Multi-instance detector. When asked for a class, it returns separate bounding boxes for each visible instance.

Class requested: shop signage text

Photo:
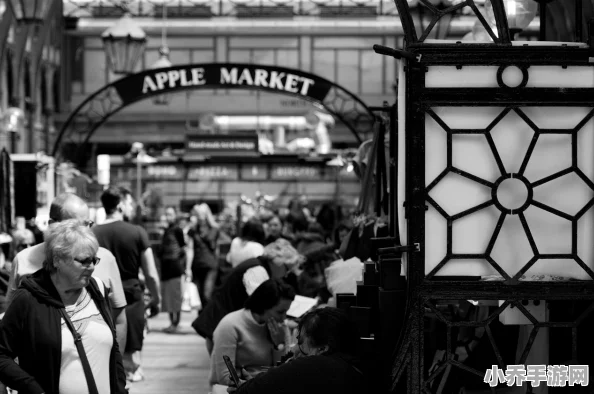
[116,63,333,104]
[187,165,238,180]
[186,135,259,154]
[271,165,322,180]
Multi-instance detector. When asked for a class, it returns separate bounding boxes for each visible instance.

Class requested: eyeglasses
[74,256,101,266]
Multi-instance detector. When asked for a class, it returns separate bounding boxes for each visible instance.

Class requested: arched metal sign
[53,63,376,165]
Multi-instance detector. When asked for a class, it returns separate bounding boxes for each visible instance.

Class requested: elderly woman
[210,278,295,387]
[192,238,304,355]
[230,307,365,394]
[0,219,127,394]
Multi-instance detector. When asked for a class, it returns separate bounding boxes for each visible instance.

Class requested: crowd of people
[0,187,367,394]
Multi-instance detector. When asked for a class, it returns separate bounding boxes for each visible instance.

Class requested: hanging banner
[114,63,333,104]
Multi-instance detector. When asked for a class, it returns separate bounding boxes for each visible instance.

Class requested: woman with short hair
[209,278,295,387]
[0,219,127,394]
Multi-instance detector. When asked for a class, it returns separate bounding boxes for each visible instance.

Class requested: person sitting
[229,307,365,394]
[210,278,295,387]
[226,219,266,268]
[192,238,304,355]
[0,219,127,394]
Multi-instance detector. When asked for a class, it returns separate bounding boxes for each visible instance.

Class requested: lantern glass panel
[486,0,538,31]
[103,37,146,75]
[8,0,53,23]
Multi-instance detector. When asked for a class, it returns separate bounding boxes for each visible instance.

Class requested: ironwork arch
[53,63,376,166]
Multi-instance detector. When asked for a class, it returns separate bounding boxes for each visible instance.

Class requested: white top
[226,238,264,268]
[59,280,113,394]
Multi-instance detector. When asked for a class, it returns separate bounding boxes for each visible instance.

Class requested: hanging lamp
[151,4,173,105]
[102,12,147,75]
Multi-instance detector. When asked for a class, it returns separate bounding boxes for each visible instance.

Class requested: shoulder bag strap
[59,308,100,394]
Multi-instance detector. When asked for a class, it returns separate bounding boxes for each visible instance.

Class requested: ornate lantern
[5,0,54,24]
[101,13,147,75]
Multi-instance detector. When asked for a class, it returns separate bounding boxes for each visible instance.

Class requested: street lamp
[2,107,25,153]
[129,142,157,212]
[5,0,55,24]
[102,13,147,75]
[151,48,172,105]
[151,5,172,105]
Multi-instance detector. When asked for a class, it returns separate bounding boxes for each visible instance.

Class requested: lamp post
[129,142,157,214]
[102,13,147,75]
[5,0,54,24]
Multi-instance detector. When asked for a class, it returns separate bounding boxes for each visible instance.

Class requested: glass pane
[336,50,359,93]
[312,49,335,82]
[83,49,107,93]
[360,49,383,95]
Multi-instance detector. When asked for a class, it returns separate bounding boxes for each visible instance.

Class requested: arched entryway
[53,63,376,166]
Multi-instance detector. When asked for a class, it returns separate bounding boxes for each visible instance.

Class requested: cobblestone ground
[128,311,211,394]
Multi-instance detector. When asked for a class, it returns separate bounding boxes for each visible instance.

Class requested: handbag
[60,308,99,394]
[182,277,202,312]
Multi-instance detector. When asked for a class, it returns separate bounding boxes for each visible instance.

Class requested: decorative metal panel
[383,2,594,390]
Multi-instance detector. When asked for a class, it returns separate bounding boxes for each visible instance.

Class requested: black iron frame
[381,1,594,393]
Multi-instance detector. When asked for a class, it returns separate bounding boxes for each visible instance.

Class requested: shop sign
[186,134,259,154]
[270,165,322,180]
[115,63,333,104]
[144,165,182,180]
[240,164,268,180]
[187,165,238,180]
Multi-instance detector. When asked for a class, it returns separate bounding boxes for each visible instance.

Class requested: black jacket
[0,269,127,394]
[192,256,271,339]
[235,352,365,394]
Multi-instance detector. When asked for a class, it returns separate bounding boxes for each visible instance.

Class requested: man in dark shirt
[93,186,161,383]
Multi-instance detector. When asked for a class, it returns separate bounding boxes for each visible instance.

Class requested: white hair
[44,219,99,273]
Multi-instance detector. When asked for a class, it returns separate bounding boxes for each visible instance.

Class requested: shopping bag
[182,279,201,312]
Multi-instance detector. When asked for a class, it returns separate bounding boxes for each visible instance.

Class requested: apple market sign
[116,64,331,103]
[54,63,375,164]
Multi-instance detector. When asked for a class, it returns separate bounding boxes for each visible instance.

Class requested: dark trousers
[193,267,217,310]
